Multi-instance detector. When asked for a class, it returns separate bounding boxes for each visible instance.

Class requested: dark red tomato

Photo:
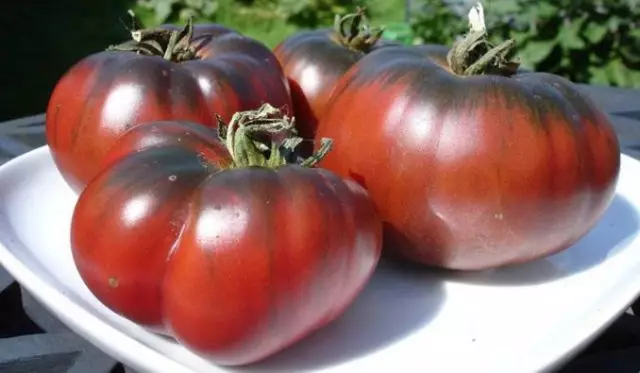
[273,8,391,140]
[314,27,621,270]
[46,19,291,192]
[70,106,382,365]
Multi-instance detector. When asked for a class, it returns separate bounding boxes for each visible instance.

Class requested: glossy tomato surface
[46,24,291,192]
[71,121,382,365]
[273,12,393,139]
[315,44,620,270]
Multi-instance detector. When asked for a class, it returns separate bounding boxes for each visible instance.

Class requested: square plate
[0,146,639,373]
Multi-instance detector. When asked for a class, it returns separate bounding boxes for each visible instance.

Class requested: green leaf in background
[590,58,640,87]
[508,29,532,43]
[589,64,610,86]
[534,1,559,19]
[608,59,640,87]
[153,0,178,24]
[583,22,608,44]
[179,7,198,22]
[383,22,413,45]
[201,1,219,17]
[409,0,466,46]
[620,44,640,65]
[485,0,520,14]
[607,16,621,32]
[184,0,202,8]
[519,40,557,66]
[557,16,586,50]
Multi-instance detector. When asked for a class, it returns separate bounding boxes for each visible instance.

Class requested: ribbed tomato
[314,11,620,270]
[273,8,390,139]
[70,105,382,365]
[46,18,291,192]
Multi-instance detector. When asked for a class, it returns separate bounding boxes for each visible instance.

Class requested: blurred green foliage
[2,0,639,121]
[131,0,401,47]
[133,0,640,88]
[410,0,640,88]
[136,0,220,25]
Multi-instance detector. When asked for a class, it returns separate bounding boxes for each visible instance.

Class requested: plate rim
[0,145,639,373]
[0,146,195,373]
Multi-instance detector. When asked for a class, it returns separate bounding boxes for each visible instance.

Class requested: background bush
[131,0,640,90]
[1,0,639,121]
[132,0,403,47]
[410,0,640,87]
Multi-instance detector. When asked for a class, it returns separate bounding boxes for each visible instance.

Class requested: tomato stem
[299,138,333,167]
[446,2,520,76]
[217,104,332,169]
[331,7,384,53]
[106,10,198,62]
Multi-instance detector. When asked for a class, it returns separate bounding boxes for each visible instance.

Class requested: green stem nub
[446,2,520,76]
[216,104,332,169]
[331,7,384,53]
[106,10,198,62]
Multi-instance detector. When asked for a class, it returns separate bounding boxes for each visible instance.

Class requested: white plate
[0,146,640,373]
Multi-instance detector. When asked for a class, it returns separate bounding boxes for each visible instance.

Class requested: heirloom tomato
[46,17,291,192]
[314,6,620,270]
[273,8,390,140]
[71,104,382,366]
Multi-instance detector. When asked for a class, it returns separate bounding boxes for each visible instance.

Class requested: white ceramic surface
[0,146,639,373]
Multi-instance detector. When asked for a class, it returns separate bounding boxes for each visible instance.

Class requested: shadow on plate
[440,195,640,286]
[243,260,445,371]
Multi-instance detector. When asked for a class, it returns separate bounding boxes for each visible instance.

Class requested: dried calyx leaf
[331,7,385,53]
[107,10,199,62]
[446,2,520,76]
[216,103,332,169]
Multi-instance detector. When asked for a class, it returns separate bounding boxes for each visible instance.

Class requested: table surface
[1,84,640,373]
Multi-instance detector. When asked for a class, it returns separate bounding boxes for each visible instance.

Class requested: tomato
[314,12,620,270]
[273,8,390,140]
[46,18,291,192]
[70,105,382,366]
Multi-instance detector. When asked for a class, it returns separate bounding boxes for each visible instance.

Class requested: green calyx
[446,3,520,76]
[217,103,332,169]
[106,10,198,62]
[331,7,385,53]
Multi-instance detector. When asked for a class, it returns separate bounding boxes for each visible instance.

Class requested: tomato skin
[164,166,380,364]
[273,30,361,139]
[46,25,291,192]
[315,45,620,270]
[273,26,394,139]
[72,122,230,326]
[71,121,382,365]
